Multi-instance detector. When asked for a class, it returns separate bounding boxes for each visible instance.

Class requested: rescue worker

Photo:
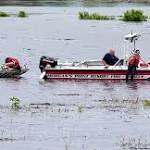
[5,57,21,71]
[126,49,140,81]
[103,49,119,66]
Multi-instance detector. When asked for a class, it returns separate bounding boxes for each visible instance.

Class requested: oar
[40,71,46,79]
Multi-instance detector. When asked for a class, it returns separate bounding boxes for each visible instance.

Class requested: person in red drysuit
[126,49,140,81]
[5,57,21,71]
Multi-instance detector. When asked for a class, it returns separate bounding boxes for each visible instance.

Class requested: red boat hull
[44,69,150,80]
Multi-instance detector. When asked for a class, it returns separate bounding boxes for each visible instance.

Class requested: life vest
[128,54,140,67]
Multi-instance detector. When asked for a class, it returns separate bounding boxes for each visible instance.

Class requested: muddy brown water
[0,4,150,150]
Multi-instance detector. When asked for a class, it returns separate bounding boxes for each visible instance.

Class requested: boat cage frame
[123,32,141,66]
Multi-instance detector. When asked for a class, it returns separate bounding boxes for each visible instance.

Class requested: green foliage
[144,100,150,107]
[121,9,148,22]
[0,11,28,18]
[0,11,10,17]
[79,11,114,20]
[77,106,83,113]
[10,96,20,110]
[17,11,27,17]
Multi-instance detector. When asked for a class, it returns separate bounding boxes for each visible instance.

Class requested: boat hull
[0,65,28,78]
[43,69,150,80]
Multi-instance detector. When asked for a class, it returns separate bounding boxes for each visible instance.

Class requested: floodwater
[0,2,150,150]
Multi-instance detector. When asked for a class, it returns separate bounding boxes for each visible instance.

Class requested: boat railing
[114,59,125,66]
[58,61,80,67]
[76,60,105,67]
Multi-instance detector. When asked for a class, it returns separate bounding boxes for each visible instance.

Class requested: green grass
[121,9,148,22]
[17,11,27,17]
[79,11,114,20]
[0,11,10,17]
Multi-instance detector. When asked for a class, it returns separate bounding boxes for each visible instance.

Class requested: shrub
[79,11,114,20]
[121,9,148,22]
[17,11,27,17]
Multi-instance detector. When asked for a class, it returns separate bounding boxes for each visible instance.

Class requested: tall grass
[79,11,114,20]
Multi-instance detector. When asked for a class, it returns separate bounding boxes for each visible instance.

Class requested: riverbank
[1,0,150,6]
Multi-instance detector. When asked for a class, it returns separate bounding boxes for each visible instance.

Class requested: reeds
[79,11,114,20]
[79,9,149,22]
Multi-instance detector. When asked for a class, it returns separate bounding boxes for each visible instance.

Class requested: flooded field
[1,97,150,150]
[0,2,150,150]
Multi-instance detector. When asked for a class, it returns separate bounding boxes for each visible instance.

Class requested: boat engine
[39,56,58,72]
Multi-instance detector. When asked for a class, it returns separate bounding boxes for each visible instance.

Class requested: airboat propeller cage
[124,33,141,42]
[123,33,141,65]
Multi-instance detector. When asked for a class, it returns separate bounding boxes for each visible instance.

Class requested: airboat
[0,65,28,78]
[39,33,150,80]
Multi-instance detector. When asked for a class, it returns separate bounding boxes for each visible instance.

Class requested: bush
[10,96,20,110]
[121,9,148,22]
[0,11,10,17]
[79,11,114,20]
[17,11,27,17]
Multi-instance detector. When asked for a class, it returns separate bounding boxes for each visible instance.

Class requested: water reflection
[126,80,149,90]
[126,80,139,90]
[38,79,150,101]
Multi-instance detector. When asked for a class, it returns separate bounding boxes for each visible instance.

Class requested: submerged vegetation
[79,9,149,22]
[121,9,148,22]
[144,100,150,107]
[10,96,20,110]
[77,106,83,113]
[120,137,150,149]
[17,11,27,17]
[0,11,10,17]
[79,11,114,20]
[0,11,27,18]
